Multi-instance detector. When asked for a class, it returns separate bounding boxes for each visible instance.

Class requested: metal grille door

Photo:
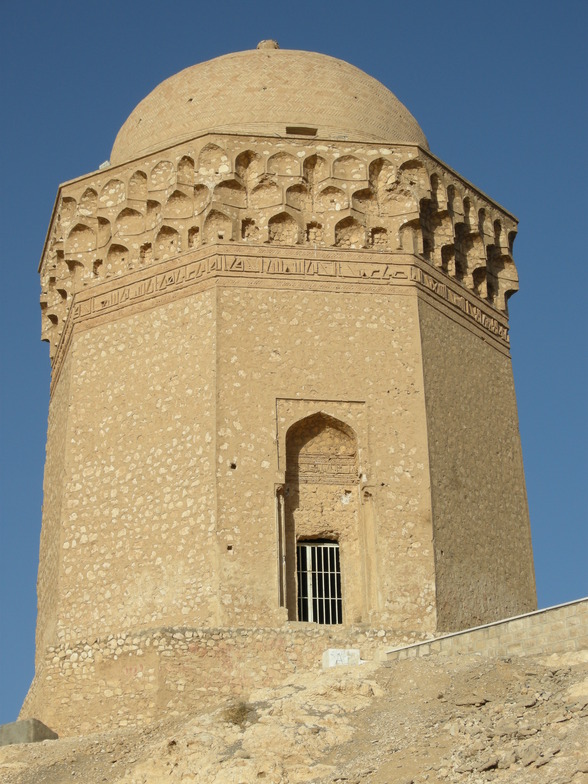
[297,542,342,624]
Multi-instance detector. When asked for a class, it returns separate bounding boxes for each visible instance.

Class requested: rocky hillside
[1,650,586,783]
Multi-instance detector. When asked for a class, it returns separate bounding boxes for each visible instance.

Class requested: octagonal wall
[213,281,436,630]
[418,297,536,630]
[40,288,220,645]
[34,350,73,664]
[37,257,538,648]
[37,271,438,645]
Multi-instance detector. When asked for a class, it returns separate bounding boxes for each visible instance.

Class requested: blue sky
[1,0,586,724]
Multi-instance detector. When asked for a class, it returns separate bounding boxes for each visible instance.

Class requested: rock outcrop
[2,649,587,783]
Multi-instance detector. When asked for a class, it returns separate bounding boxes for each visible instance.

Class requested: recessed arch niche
[281,412,368,624]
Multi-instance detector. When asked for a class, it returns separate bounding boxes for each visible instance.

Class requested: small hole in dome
[286,126,317,137]
[188,97,193,102]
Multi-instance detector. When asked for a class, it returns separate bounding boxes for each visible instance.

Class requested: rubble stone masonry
[24,45,538,733]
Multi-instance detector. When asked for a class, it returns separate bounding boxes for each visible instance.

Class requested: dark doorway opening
[297,541,342,624]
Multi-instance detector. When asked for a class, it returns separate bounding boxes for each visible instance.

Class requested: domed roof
[110,43,428,164]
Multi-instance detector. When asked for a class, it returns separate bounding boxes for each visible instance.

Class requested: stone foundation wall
[386,599,587,662]
[21,625,430,736]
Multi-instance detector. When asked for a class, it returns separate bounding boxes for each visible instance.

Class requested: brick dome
[110,44,428,164]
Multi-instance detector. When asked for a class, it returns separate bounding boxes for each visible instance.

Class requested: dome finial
[257,39,279,50]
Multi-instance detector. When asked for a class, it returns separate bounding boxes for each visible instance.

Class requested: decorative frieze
[39,135,518,360]
[47,247,511,397]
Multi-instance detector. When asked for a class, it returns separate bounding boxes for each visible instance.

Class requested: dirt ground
[1,650,587,784]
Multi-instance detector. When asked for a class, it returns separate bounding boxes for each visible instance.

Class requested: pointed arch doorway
[283,412,361,624]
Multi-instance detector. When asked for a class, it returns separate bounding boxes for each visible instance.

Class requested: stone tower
[24,42,535,734]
